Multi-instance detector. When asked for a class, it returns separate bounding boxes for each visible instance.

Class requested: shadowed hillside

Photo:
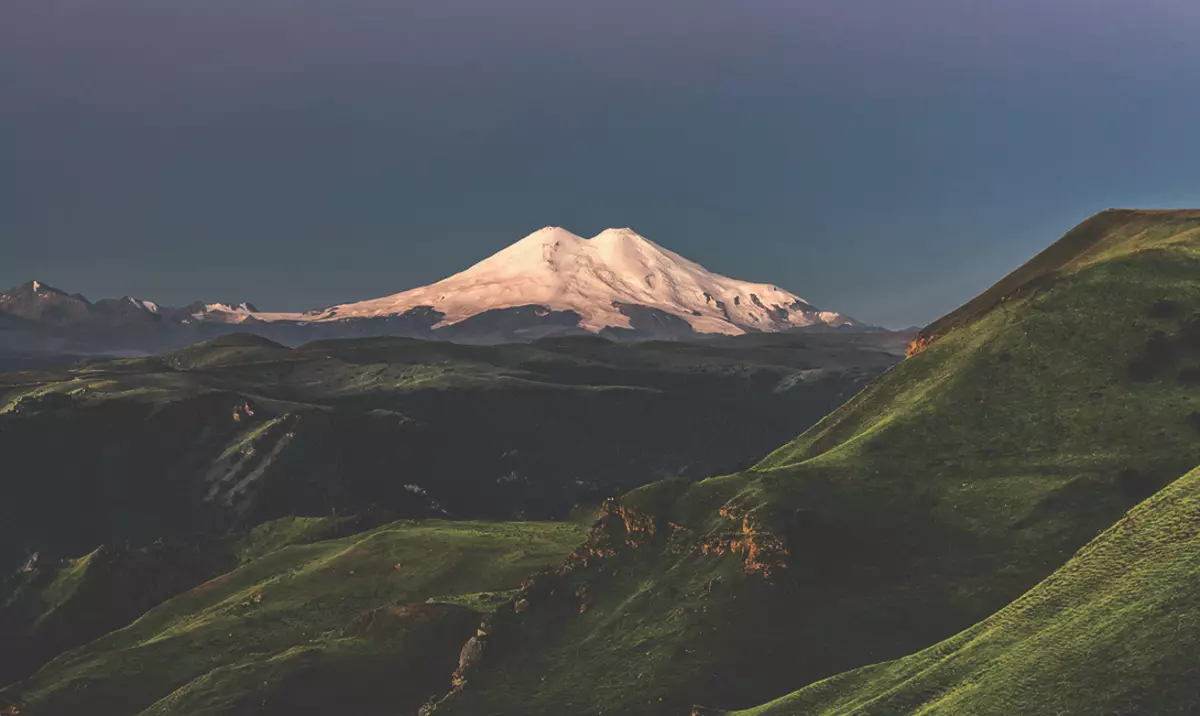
[0,519,587,716]
[426,209,1200,715]
[0,331,899,695]
[0,331,900,569]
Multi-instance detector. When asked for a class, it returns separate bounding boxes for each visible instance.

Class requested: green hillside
[735,460,1200,716]
[429,210,1200,715]
[0,519,586,716]
[0,515,386,686]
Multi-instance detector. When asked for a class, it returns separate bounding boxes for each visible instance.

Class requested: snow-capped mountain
[1,228,869,352]
[0,280,94,324]
[0,281,259,327]
[0,280,269,354]
[294,227,858,336]
[175,301,261,324]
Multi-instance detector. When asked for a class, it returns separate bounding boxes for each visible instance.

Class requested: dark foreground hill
[1,518,587,716]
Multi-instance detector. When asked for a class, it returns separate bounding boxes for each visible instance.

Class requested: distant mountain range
[0,280,258,327]
[0,228,877,355]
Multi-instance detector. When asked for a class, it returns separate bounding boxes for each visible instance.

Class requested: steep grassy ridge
[735,462,1200,716]
[905,209,1145,354]
[431,210,1200,715]
[0,519,586,716]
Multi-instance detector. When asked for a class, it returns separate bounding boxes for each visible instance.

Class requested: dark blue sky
[3,0,1199,327]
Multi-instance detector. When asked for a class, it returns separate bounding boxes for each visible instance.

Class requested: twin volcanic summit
[0,227,865,353]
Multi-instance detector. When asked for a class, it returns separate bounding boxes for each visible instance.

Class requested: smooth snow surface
[261,228,857,335]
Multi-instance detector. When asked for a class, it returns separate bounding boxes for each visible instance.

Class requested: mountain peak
[10,279,67,297]
[591,227,645,240]
[517,226,585,245]
[295,226,860,336]
[0,279,93,323]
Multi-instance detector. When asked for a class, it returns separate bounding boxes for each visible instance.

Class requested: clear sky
[2,0,1199,328]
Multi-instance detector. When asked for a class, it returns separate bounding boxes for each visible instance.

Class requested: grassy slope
[0,519,586,716]
[0,541,235,686]
[906,208,1141,350]
[735,461,1200,716]
[433,210,1200,715]
[0,514,394,689]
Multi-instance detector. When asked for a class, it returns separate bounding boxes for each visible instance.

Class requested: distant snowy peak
[10,280,76,300]
[1,231,861,344]
[205,302,257,314]
[0,280,265,328]
[0,280,93,323]
[180,301,260,324]
[303,227,860,336]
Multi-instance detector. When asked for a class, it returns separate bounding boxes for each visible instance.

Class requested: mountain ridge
[1,227,869,351]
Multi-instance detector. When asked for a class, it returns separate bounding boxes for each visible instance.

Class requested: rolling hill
[1,518,587,716]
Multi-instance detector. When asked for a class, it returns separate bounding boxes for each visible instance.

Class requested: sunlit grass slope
[0,519,585,716]
[433,210,1200,715]
[735,461,1200,716]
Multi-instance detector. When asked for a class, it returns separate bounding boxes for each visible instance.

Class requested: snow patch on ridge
[127,297,159,313]
[190,303,258,324]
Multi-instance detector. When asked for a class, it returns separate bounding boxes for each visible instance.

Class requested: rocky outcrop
[569,496,789,579]
[423,495,788,713]
[906,332,937,358]
[454,636,486,687]
[563,498,662,570]
[698,505,790,578]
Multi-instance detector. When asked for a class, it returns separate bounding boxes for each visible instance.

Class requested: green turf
[0,519,586,716]
[431,209,1200,715]
[734,461,1200,716]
